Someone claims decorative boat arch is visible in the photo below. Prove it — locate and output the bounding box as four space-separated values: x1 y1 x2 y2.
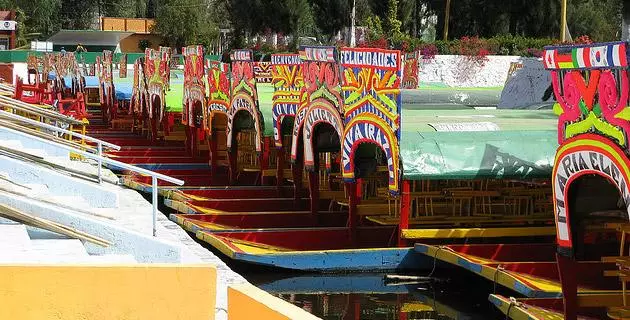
144 48 169 122
182 45 207 129
206 60 231 133
552 135 630 249
294 46 344 170
131 57 147 116
271 54 304 148
544 41 630 320
226 49 263 153
99 50 115 121
339 47 403 194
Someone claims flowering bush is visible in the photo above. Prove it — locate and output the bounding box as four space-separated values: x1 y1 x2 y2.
418 43 438 60
357 37 388 49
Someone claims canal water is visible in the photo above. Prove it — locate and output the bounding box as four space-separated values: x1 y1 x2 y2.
242 270 509 320
162 205 510 320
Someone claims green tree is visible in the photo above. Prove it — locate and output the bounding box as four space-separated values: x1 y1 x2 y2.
311 0 349 41
153 0 218 48
384 0 402 39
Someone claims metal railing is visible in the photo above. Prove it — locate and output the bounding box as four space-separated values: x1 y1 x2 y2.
0 110 120 184
0 95 84 127
0 124 184 237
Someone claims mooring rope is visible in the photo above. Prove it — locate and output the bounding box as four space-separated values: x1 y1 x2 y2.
493 264 505 294
428 245 448 278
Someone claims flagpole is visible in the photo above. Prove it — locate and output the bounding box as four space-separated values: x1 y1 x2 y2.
443 0 451 40
350 0 356 47
560 0 568 42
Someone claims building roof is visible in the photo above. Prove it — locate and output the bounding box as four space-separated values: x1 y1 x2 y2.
47 30 133 46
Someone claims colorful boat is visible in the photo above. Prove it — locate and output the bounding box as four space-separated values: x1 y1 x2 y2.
485 41 630 319
84 46 560 273
153 47 563 272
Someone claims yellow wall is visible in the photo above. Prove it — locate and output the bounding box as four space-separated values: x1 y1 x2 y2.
0 264 216 320
228 284 321 320
102 17 155 33
120 33 163 53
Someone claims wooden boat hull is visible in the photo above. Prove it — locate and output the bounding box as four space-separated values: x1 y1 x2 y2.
195 227 429 272
489 294 608 320
414 243 619 298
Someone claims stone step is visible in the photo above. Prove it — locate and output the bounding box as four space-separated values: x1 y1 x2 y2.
0 139 49 158
29 239 89 258
0 154 119 208
0 128 70 158
0 224 31 249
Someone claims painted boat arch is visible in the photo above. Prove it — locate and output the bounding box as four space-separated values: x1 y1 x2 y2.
544 41 630 255
226 49 263 154
131 57 147 116
302 99 345 170
339 47 403 194
342 116 400 194
182 45 207 129
544 41 630 320
297 46 344 171
206 60 231 133
270 54 304 148
144 48 169 122
552 135 630 251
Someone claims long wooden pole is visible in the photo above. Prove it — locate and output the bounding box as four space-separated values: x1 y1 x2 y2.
443 0 452 40
560 0 568 42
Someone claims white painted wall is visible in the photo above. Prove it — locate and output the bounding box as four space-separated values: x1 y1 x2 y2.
419 55 522 87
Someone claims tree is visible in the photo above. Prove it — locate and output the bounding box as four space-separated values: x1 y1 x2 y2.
16 0 61 38
624 0 630 40
384 0 402 39
311 0 349 40
153 0 219 48
59 0 98 30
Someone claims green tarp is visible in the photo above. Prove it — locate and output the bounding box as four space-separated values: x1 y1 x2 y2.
398 109 558 180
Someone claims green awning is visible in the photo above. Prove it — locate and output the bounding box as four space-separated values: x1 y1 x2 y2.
400 130 557 180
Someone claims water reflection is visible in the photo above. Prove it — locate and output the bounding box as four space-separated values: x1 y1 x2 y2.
248 273 501 320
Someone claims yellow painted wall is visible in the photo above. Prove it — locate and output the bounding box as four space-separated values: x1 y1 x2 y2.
0 264 216 320
102 17 155 33
120 33 163 53
228 284 321 320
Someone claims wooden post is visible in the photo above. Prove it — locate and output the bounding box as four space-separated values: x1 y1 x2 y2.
308 157 319 218
261 137 270 185
276 146 284 191
443 0 451 40
398 180 410 247
557 252 577 320
560 0 568 42
292 160 303 203
210 135 218 179
347 180 358 244
228 140 238 185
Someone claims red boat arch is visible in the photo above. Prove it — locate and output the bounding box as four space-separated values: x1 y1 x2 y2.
552 134 630 250
302 100 344 170
341 116 400 195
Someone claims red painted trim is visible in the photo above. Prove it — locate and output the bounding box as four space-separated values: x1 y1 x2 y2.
557 253 578 320
398 180 410 247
